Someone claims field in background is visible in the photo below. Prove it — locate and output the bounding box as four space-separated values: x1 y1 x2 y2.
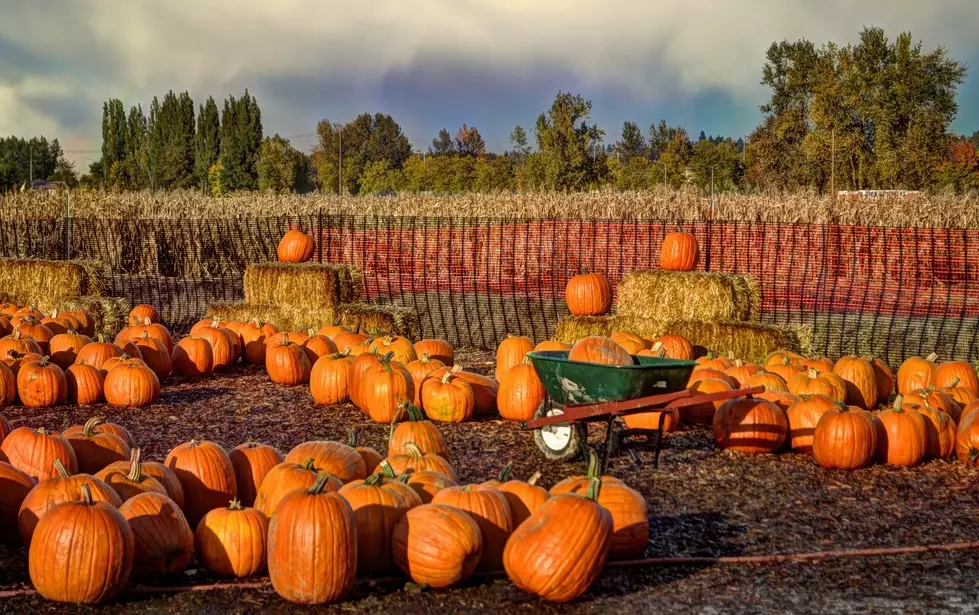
6 187 979 227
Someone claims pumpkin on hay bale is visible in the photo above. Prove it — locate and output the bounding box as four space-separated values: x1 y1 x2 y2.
555 315 811 364
615 269 760 324
243 263 363 311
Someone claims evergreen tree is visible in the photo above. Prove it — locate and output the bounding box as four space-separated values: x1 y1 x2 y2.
157 90 196 189
534 91 605 190
194 96 220 191
614 121 647 162
312 112 411 194
430 129 455 156
648 120 686 161
147 96 163 190
509 125 530 166
220 90 264 191
454 124 485 157
123 105 147 189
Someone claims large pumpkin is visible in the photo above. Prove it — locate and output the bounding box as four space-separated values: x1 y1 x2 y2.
908 400 957 459
164 440 238 527
832 356 879 410
129 304 160 326
406 353 445 406
228 442 284 507
413 339 454 366
786 368 846 402
97 452 184 510
240 320 279 365
267 474 357 604
897 353 938 395
64 417 132 474
196 501 270 577
495 335 534 381
0 461 35 544
369 335 417 365
870 357 895 406
421 366 474 423
936 360 979 396
119 492 194 578
49 331 92 369
1 427 77 481
812 404 878 470
18 459 122 545
504 477 612 603
277 229 315 263
266 334 312 386
350 349 384 410
683 378 733 425
338 473 415 574
105 359 161 408
17 356 67 408
171 336 214 378
196 325 236 371
661 228 699 271
565 272 612 316
389 403 449 459
0 330 42 360
362 355 415 423
132 333 172 380
75 335 124 371
650 334 695 360
284 441 366 483
955 410 979 465
567 336 633 366
875 399 928 467
391 503 483 588
310 352 355 405
432 484 513 572
498 358 546 422
253 458 342 518
712 397 787 454
609 331 649 355
405 470 460 504
29 484 134 605
785 394 837 454
302 332 338 364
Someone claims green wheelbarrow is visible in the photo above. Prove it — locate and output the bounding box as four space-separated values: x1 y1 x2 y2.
520 351 763 472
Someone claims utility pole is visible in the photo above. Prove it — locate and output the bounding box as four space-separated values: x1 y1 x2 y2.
337 125 343 196
29 146 33 183
710 165 715 210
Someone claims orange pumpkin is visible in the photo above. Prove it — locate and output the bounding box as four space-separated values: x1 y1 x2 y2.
903 387 960 420
253 458 342 518
164 439 238 528
832 356 879 409
421 366 474 423
195 501 270 578
0 361 14 407
498 358 545 422
936 360 979 396
744 370 788 393
689 367 737 388
284 441 366 483
483 467 549 528
64 417 132 474
49 331 92 369
196 325 236 371
565 272 612 316
310 352 354 405
956 410 979 465
347 430 383 475
75 335 124 371
129 304 160 326
228 442 284 507
660 228 698 271
534 340 572 352
303 332 338 364
787 368 846 402
95 448 168 503
369 335 417 365
432 484 513 572
785 395 838 454
723 360 762 387
414 339 454 365
683 378 733 425
350 349 384 410
897 353 938 395
875 398 928 466
651 334 695 360
389 403 449 460
266 334 312 386
171 336 214 378
276 229 315 263
391 503 483 588
609 331 649 355
132 333 172 380
66 362 105 405
384 442 456 479
0 461 35 544
16 318 54 354
119 492 194 578
908 401 957 459
406 353 445 406
16 356 67 408
404 470 459 504
567 336 633 366
712 397 787 454
696 352 732 371
362 354 415 423
870 357 894 406
104 359 160 408
338 472 416 574
812 404 878 470
0 330 42 360
496 335 534 381
239 320 279 365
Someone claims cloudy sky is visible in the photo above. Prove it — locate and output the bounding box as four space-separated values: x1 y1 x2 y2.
2 0 977 169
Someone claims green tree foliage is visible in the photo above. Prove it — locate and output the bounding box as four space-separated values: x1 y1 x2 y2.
689 138 744 192
607 156 656 191
123 105 148 189
429 129 455 156
208 159 227 196
195 97 221 191
509 125 531 166
257 134 312 194
935 139 979 192
969 131 979 150
534 91 605 190
312 113 412 194
659 131 692 188
146 96 164 190
473 155 514 192
614 121 647 162
220 90 263 191
0 136 71 190
100 99 127 183
648 120 686 160
156 91 196 190
748 27 967 191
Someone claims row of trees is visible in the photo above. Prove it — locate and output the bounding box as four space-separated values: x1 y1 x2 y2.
0 136 77 191
4 27 975 195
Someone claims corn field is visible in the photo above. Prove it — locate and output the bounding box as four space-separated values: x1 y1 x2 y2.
4 188 979 227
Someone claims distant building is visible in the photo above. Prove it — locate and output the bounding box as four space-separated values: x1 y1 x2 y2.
837 190 922 200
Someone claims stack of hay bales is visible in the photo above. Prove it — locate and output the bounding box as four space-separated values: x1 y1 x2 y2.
0 258 129 335
555 270 812 362
208 262 420 340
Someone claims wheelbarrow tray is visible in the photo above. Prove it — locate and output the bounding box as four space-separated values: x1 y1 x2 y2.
526 350 698 406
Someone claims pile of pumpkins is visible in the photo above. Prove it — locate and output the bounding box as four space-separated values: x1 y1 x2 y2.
0 408 648 605
0 302 236 410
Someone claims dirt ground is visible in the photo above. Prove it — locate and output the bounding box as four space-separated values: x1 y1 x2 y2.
3 349 979 614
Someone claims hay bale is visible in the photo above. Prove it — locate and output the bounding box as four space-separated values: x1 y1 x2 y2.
554 315 811 363
243 263 363 311
0 258 106 305
615 270 760 323
45 296 130 337
337 303 421 341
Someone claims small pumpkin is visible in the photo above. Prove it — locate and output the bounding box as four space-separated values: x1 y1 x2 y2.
64 417 132 474
437 367 499 416
363 354 415 423
785 395 838 454
496 335 534 381
432 483 513 572
405 470 459 503
683 378 733 425
568 336 633 366
724 360 762 387
406 353 445 406
384 442 456 478
504 477 612 602
119 492 194 578
310 351 355 405
303 331 338 364
228 442 284 507
348 429 382 475
935 360 979 396
875 397 928 466
164 439 238 528
389 403 449 459
49 331 92 369
661 227 699 271
196 500 269 577
414 339 454 365
276 229 315 263
1 426 77 481
284 440 366 483
132 332 172 380
239 320 279 365
391 503 483 588
609 331 649 355
28 484 134 605
832 356 879 410
350 349 384 410
369 335 417 365
105 359 161 407
903 387 960 420
650 334 695 360
267 474 357 605
565 271 613 316
16 318 54 354
96 448 168 502
338 472 416 574
75 335 124 370
907 399 957 459
16 355 67 408
787 368 846 402
266 333 312 386
129 304 160 326
712 397 787 454
483 466 549 528
498 358 546 422
744 370 788 393
196 325 236 371
0 330 42 360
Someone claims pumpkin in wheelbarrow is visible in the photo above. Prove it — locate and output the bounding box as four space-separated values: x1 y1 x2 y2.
567 337 633 366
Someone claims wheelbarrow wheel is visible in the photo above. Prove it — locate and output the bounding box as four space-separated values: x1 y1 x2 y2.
533 401 587 462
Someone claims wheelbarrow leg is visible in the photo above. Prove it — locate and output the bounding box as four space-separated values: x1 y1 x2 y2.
652 410 667 470
600 415 616 475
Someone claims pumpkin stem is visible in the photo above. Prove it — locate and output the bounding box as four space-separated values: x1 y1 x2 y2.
403 442 423 458
585 448 600 480
892 396 905 413
80 483 94 505
126 448 144 482
228 499 244 511
53 458 71 478
497 463 513 483
347 429 360 448
281 333 290 346
440 370 453 384
926 353 939 363
650 342 666 358
364 473 385 486
527 471 542 486
81 416 103 437
969 447 979 463
585 476 602 502
949 377 961 389
189 439 201 447
97 333 106 343
307 473 335 494
378 460 398 479
301 457 317 471
808 368 819 379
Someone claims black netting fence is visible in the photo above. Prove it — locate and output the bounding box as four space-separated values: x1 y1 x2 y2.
1 214 977 366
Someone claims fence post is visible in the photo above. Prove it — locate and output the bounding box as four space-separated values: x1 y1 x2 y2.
63 189 71 260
